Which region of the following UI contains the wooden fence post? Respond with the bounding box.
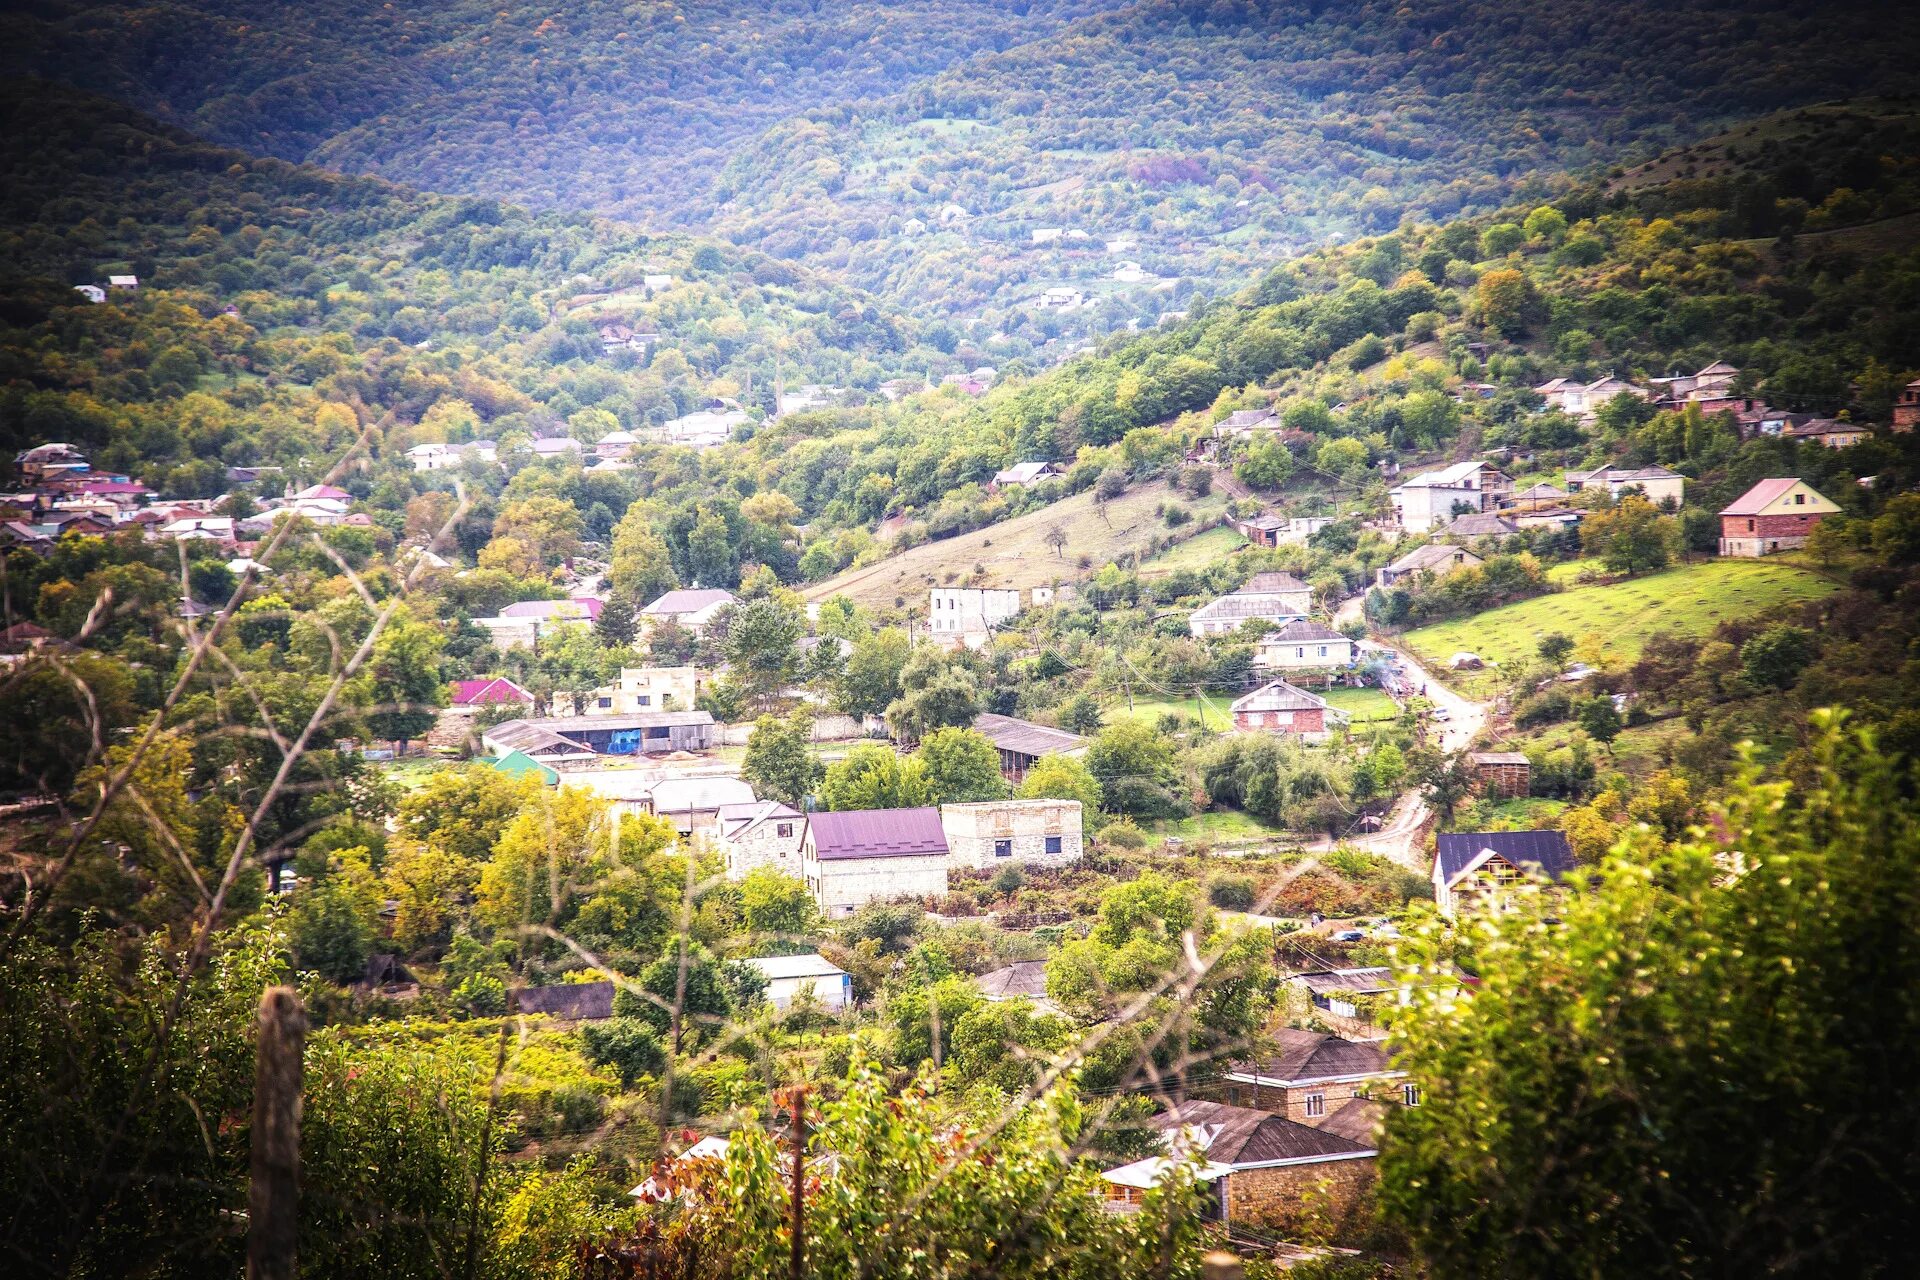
[248,985,306,1280]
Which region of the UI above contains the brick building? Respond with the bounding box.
[1229,679,1344,741]
[1718,478,1840,557]
[1217,1030,1414,1124]
[1469,750,1531,798]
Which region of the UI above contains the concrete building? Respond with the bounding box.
[939,799,1083,870]
[1718,478,1840,557]
[742,954,852,1011]
[1533,374,1649,421]
[589,666,706,715]
[1565,465,1685,507]
[927,587,1022,646]
[1254,621,1356,671]
[717,800,805,880]
[1188,572,1313,637]
[1229,680,1344,740]
[801,807,949,919]
[473,598,602,651]
[1389,461,1513,533]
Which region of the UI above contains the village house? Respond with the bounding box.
[801,807,950,918]
[1188,571,1313,637]
[1287,968,1416,1038]
[1214,407,1278,436]
[643,775,758,837]
[975,959,1052,1005]
[14,442,90,479]
[73,284,107,304]
[1233,513,1333,548]
[1783,418,1870,448]
[640,587,738,638]
[1229,680,1344,740]
[589,665,706,715]
[1468,750,1532,798]
[481,710,716,762]
[1219,1030,1413,1123]
[474,597,602,650]
[928,587,1023,646]
[1717,478,1841,557]
[1533,374,1648,421]
[970,713,1089,784]
[1101,1100,1378,1231]
[717,800,805,880]
[939,799,1083,870]
[742,954,852,1011]
[1375,542,1484,589]
[1895,379,1920,431]
[1389,460,1514,533]
[1511,481,1569,510]
[448,676,535,715]
[1565,464,1686,507]
[1650,360,1741,411]
[1438,512,1520,541]
[405,443,457,472]
[1253,620,1357,671]
[1432,829,1578,917]
[987,461,1062,491]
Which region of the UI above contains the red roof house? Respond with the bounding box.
[450,676,535,708]
[1717,478,1841,557]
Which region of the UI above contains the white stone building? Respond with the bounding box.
[939,799,1083,870]
[801,807,950,919]
[717,800,805,880]
[1254,621,1357,671]
[742,954,852,1011]
[1389,461,1513,533]
[1187,572,1313,637]
[640,588,738,638]
[928,587,1022,646]
[589,665,706,715]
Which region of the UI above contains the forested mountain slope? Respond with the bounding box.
[8,0,1919,322]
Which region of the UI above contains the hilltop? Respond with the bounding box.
[8,0,1920,323]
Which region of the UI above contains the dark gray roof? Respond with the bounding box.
[972,713,1087,758]
[1295,968,1395,996]
[1442,513,1520,538]
[1434,830,1577,886]
[976,960,1050,1001]
[512,981,615,1020]
[1153,1100,1374,1165]
[1262,620,1348,644]
[1229,1030,1394,1085]
[1238,571,1311,595]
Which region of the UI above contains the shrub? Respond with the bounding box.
[1208,873,1257,911]
[550,1083,606,1133]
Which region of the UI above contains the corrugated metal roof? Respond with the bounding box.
[972,713,1087,758]
[807,807,948,860]
[742,953,846,982]
[1719,477,1815,516]
[1435,830,1577,886]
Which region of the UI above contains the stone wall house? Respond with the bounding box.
[1469,750,1531,798]
[639,588,739,638]
[1389,460,1513,533]
[1217,1031,1413,1125]
[1717,478,1841,557]
[1102,1100,1378,1233]
[1376,542,1484,589]
[801,807,949,918]
[1565,464,1686,507]
[717,800,804,880]
[939,799,1083,870]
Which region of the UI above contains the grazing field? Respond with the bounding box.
[1139,524,1245,575]
[803,479,1229,608]
[1323,686,1401,722]
[1105,694,1237,731]
[1403,560,1839,687]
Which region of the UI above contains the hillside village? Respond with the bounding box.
[4,38,1920,1280]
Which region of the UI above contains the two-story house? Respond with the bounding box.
[1717,478,1841,557]
[1253,620,1356,671]
[1220,1030,1415,1123]
[1432,829,1578,917]
[1389,461,1514,533]
[801,807,950,918]
[938,799,1083,869]
[589,665,706,715]
[717,800,805,880]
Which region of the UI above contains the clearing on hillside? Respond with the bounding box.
[803,479,1229,609]
[1402,559,1839,688]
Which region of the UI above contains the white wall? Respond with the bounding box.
[805,853,949,918]
[940,800,1084,870]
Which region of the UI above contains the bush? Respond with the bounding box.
[1163,504,1192,528]
[550,1083,606,1134]
[1099,817,1148,850]
[579,1017,668,1088]
[1208,873,1257,911]
[991,865,1026,896]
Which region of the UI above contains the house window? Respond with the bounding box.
[1403,1084,1422,1107]
[1044,836,1062,855]
[1304,1093,1325,1118]
[994,839,1013,859]
[777,823,794,838]
[636,694,651,707]
[597,697,612,709]
[1295,647,1305,658]
[1795,493,1805,505]
[1747,519,1756,532]
[1317,646,1327,657]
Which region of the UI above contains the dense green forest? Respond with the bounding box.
[9,0,1920,321]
